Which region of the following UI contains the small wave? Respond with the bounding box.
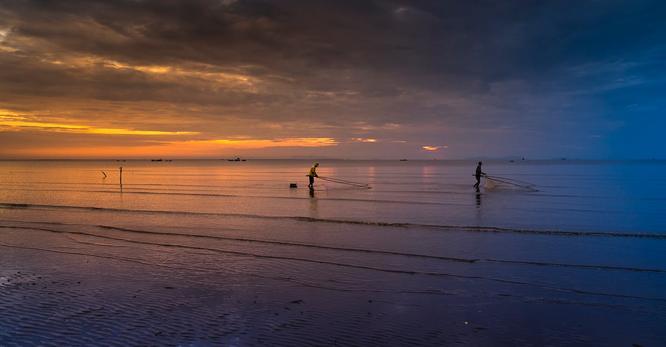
[483,259,666,273]
[1,203,31,208]
[0,202,413,226]
[95,225,477,263]
[2,202,666,239]
[0,187,460,207]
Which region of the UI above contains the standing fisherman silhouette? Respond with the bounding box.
[473,161,486,191]
[307,163,319,189]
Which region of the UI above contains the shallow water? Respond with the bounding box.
[1,159,665,345]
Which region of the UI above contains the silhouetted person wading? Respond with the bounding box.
[473,161,486,190]
[307,163,319,189]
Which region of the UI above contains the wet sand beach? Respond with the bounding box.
[1,160,665,346]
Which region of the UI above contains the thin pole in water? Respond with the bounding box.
[119,166,123,192]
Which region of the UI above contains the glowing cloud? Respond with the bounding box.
[0,30,7,43]
[41,56,257,90]
[422,145,447,151]
[0,114,197,136]
[352,138,378,143]
[203,137,338,148]
[0,27,17,52]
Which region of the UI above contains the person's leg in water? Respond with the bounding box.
[308,175,314,189]
[473,175,480,189]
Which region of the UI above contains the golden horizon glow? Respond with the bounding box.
[3,137,339,158]
[0,114,198,136]
[0,109,339,157]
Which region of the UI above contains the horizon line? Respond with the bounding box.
[0,157,664,162]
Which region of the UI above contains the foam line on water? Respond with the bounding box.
[2,202,666,239]
[481,259,666,273]
[6,183,665,202]
[95,225,477,263]
[0,188,464,206]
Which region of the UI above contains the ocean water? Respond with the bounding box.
[1,159,665,345]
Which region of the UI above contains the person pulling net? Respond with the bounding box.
[472,161,538,192]
[473,161,486,190]
[305,162,370,189]
[306,162,319,189]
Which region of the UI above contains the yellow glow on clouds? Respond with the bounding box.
[422,145,448,151]
[1,109,337,157]
[352,138,377,143]
[6,138,338,158]
[205,137,338,148]
[0,28,17,52]
[41,55,256,88]
[0,28,9,42]
[0,113,197,136]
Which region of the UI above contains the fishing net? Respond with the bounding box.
[484,175,538,192]
[318,176,370,189]
[484,177,499,190]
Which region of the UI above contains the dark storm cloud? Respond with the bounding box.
[1,0,665,158]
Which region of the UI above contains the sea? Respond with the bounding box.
[0,159,665,345]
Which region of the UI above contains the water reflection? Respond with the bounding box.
[308,187,318,217]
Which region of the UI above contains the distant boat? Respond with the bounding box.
[228,157,244,162]
[399,159,408,161]
[151,159,163,162]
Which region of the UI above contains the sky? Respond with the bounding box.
[0,0,665,159]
